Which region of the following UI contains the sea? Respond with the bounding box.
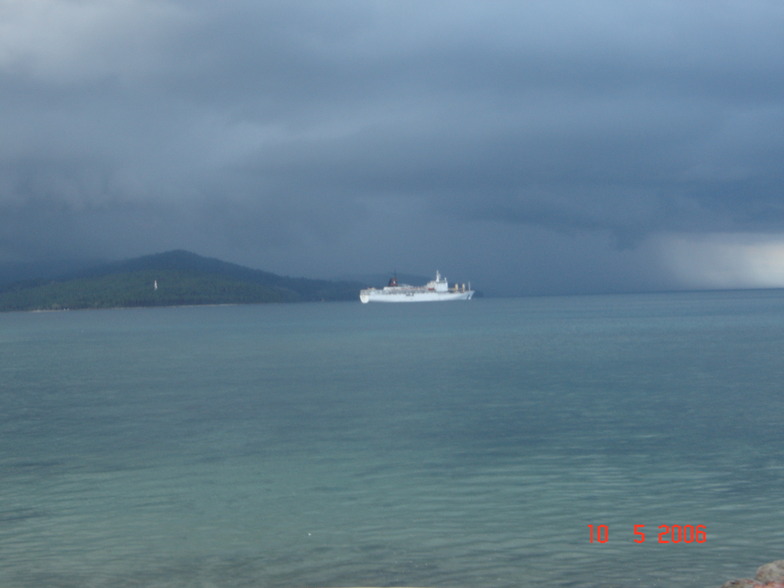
[2,291,784,588]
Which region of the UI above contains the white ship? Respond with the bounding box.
[359,271,474,303]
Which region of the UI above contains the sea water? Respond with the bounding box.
[1,292,784,587]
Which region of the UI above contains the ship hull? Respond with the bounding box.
[359,290,474,303]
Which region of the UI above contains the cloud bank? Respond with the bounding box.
[2,0,783,294]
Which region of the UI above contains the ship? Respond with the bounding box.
[359,271,474,303]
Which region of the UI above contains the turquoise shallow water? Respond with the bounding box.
[2,292,784,587]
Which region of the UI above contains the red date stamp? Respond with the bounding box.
[587,524,707,543]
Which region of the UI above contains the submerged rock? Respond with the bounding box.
[719,581,757,588]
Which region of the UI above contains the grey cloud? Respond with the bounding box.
[1,0,783,293]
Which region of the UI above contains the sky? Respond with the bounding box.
[1,0,783,296]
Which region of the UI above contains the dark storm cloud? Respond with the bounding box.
[1,0,783,293]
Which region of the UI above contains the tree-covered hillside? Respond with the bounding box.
[0,250,367,311]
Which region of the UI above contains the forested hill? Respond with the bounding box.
[0,250,368,311]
